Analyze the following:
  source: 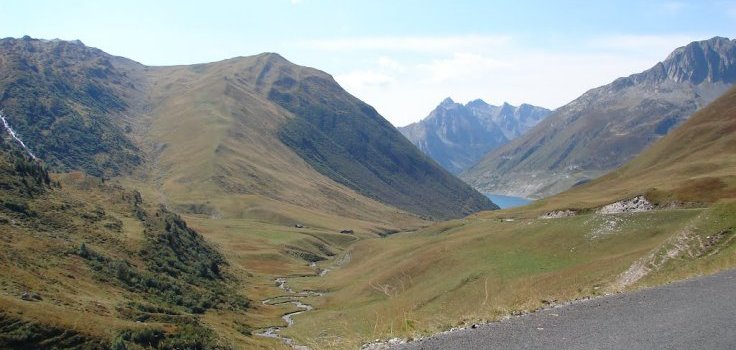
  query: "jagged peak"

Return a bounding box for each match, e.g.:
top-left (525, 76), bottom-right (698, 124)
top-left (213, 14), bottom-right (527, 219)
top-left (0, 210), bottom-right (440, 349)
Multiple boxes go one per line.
top-left (611, 36), bottom-right (736, 88)
top-left (498, 102), bottom-right (516, 113)
top-left (465, 99), bottom-right (493, 110)
top-left (664, 36), bottom-right (733, 61)
top-left (440, 97), bottom-right (456, 107)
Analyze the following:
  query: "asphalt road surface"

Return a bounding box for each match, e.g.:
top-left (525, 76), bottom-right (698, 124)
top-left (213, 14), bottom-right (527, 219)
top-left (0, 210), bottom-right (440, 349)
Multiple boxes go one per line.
top-left (391, 269), bottom-right (736, 350)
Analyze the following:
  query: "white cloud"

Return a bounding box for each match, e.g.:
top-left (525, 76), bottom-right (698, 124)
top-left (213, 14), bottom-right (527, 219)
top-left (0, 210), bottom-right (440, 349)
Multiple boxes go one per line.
top-left (377, 56), bottom-right (403, 71)
top-left (317, 34), bottom-right (700, 127)
top-left (336, 70), bottom-right (395, 89)
top-left (290, 0), bottom-right (303, 5)
top-left (332, 47), bottom-right (678, 126)
top-left (297, 34), bottom-right (512, 52)
top-left (418, 53), bottom-right (511, 83)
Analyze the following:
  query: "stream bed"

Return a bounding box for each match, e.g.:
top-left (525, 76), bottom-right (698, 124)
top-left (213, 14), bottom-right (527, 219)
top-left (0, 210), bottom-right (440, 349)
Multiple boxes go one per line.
top-left (255, 266), bottom-right (325, 349)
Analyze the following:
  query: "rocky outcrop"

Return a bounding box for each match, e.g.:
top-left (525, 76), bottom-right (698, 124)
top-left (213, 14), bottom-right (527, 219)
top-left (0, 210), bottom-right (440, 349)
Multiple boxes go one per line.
top-left (597, 196), bottom-right (654, 215)
top-left (540, 209), bottom-right (577, 219)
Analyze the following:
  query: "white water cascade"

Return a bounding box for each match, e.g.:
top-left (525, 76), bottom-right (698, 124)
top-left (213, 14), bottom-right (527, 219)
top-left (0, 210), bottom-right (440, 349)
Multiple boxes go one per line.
top-left (0, 111), bottom-right (37, 160)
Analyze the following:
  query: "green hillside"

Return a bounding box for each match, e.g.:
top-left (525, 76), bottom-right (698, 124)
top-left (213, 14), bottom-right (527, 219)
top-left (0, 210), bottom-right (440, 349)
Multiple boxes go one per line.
top-left (0, 37), bottom-right (494, 224)
top-left (0, 37), bottom-right (142, 177)
top-left (0, 134), bottom-right (257, 348)
top-left (258, 54), bottom-right (497, 219)
top-left (285, 86), bottom-right (736, 349)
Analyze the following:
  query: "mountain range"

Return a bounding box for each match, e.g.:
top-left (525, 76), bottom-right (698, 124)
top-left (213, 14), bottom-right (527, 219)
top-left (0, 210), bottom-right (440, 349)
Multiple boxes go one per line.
top-left (2, 34), bottom-right (736, 350)
top-left (462, 36), bottom-right (736, 198)
top-left (0, 36), bottom-right (496, 222)
top-left (399, 98), bottom-right (550, 174)
top-left (302, 84), bottom-right (736, 349)
top-left (0, 36), bottom-right (498, 349)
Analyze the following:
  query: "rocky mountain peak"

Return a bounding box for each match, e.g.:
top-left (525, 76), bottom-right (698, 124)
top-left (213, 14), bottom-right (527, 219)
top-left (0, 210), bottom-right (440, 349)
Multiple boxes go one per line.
top-left (399, 97), bottom-right (550, 174)
top-left (498, 102), bottom-right (515, 114)
top-left (661, 36), bottom-right (735, 84)
top-left (462, 36), bottom-right (736, 199)
top-left (440, 97), bottom-right (457, 107)
top-left (466, 99), bottom-right (490, 108)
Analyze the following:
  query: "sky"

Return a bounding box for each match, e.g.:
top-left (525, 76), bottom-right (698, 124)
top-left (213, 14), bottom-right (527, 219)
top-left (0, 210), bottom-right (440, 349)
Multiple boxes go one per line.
top-left (1, 1), bottom-right (735, 126)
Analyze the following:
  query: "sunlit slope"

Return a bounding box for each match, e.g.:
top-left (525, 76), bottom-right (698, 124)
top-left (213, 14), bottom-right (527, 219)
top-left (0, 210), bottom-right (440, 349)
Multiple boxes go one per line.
top-left (116, 54), bottom-right (415, 228)
top-left (0, 138), bottom-right (270, 348)
top-left (521, 85), bottom-right (736, 215)
top-left (285, 86), bottom-right (736, 349)
top-left (285, 204), bottom-right (736, 349)
top-left (1, 38), bottom-right (492, 227)
top-left (123, 52), bottom-right (494, 225)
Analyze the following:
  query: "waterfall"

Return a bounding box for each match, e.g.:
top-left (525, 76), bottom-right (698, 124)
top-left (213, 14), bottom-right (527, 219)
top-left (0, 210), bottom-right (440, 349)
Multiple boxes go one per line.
top-left (0, 111), bottom-right (38, 160)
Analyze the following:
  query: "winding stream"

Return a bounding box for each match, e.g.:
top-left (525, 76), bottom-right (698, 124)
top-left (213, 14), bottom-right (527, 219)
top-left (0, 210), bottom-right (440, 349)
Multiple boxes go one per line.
top-left (255, 251), bottom-right (352, 348)
top-left (255, 265), bottom-right (326, 349)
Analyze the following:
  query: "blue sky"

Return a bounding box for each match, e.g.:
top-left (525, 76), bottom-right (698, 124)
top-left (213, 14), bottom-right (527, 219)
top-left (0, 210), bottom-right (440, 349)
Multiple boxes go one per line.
top-left (2, 0), bottom-right (735, 126)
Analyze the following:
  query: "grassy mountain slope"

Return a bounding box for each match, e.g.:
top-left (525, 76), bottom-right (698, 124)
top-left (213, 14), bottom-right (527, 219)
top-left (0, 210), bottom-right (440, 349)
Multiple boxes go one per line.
top-left (260, 54), bottom-right (497, 219)
top-left (0, 136), bottom-right (258, 348)
top-left (531, 85), bottom-right (736, 213)
top-left (0, 128), bottom-right (392, 350)
top-left (0, 36), bottom-right (143, 177)
top-left (125, 55), bottom-right (423, 227)
top-left (1, 37), bottom-right (493, 225)
top-left (285, 85), bottom-right (736, 349)
top-left (463, 37), bottom-right (736, 198)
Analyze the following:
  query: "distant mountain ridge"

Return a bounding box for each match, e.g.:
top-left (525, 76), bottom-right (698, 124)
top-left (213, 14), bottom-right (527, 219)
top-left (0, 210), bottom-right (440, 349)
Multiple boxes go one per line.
top-left (462, 36), bottom-right (736, 198)
top-left (547, 84), bottom-right (736, 209)
top-left (399, 98), bottom-right (550, 174)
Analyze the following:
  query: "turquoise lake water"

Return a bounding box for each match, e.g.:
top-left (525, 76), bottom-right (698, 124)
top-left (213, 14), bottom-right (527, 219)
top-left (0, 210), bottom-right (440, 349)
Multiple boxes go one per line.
top-left (486, 193), bottom-right (532, 209)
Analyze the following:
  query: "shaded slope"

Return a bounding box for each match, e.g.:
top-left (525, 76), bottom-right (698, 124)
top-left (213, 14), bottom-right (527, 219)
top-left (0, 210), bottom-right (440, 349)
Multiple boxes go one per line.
top-left (463, 37), bottom-right (736, 198)
top-left (131, 54), bottom-right (431, 227)
top-left (0, 36), bottom-right (143, 177)
top-left (256, 54), bottom-right (497, 219)
top-left (400, 98), bottom-right (549, 174)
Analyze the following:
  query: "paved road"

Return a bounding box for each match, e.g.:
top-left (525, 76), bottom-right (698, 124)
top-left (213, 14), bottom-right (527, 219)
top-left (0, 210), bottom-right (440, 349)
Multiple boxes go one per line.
top-left (392, 270), bottom-right (736, 350)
